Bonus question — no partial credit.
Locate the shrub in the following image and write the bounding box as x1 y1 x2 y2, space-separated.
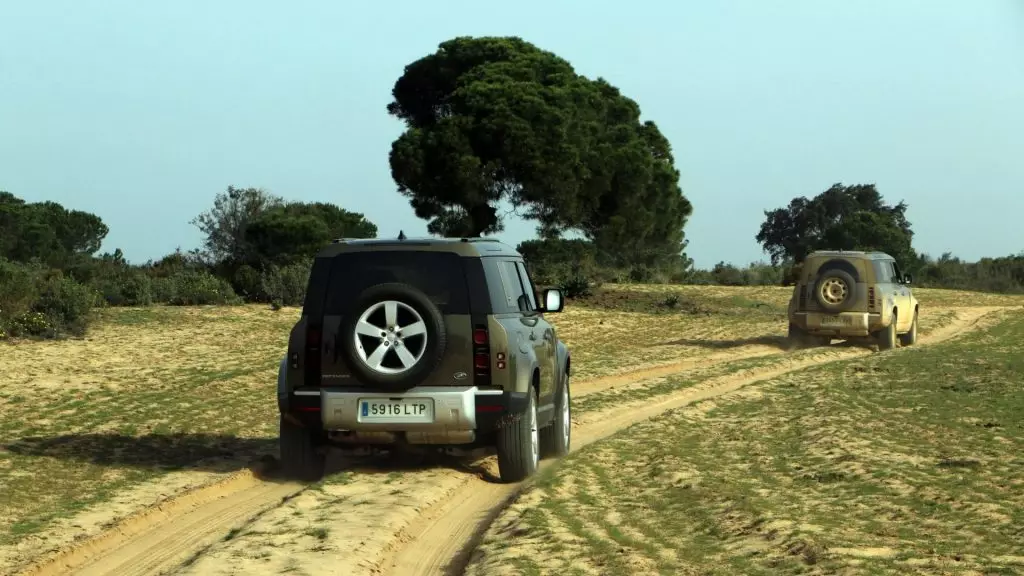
158 270 240 306
233 264 262 301
0 259 97 338
92 269 154 306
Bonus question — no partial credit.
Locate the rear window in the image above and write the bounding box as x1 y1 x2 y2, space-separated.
317 251 470 315
802 256 868 280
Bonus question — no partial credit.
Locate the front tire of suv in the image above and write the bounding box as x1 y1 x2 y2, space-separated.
496 389 540 483
899 309 919 346
278 416 326 482
540 373 571 459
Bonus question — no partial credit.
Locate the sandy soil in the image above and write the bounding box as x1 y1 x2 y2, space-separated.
6 304 1006 576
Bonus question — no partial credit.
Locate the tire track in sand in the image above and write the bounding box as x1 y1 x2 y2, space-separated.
16 337 794 576
375 306 1004 576
17 306 1003 576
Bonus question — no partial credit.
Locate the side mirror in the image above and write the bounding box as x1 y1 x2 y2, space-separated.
541 289 564 313
903 274 913 285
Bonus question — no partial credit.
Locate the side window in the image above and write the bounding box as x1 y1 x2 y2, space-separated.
874 260 893 283
891 261 904 283
515 262 538 311
497 260 527 312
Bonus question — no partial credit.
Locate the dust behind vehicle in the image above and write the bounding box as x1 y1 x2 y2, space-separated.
276 236 573 483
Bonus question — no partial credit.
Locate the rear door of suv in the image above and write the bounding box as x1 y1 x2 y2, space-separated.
313 249 475 388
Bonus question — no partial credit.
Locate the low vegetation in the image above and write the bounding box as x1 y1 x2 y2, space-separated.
468 309 1024 576
1 284 1019 558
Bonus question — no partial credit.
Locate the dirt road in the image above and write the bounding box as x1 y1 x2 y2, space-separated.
16 306 1003 576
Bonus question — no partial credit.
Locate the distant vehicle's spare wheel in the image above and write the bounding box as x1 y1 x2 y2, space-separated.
813 260 859 313
339 283 447 391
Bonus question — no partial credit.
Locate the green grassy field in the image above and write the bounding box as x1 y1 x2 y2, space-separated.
468 309 1024 576
1 285 1021 571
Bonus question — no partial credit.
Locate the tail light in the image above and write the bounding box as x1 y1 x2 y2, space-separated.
304 325 322 388
473 324 490 385
868 286 876 309
798 284 807 310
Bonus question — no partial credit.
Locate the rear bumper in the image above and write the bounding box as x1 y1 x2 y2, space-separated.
791 311 881 336
284 386 528 444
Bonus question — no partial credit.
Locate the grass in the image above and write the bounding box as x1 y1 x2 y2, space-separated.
467 308 1024 576
0 285 1021 563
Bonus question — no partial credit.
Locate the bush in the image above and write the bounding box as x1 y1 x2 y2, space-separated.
264 260 307 305
156 270 240 306
92 269 154 306
518 239 604 298
233 264 262 301
230 262 309 305
0 259 97 338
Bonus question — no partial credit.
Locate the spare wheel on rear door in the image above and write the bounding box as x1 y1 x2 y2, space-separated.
339 282 447 391
813 259 859 313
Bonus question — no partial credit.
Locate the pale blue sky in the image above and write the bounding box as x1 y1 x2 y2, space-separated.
2 0 1021 268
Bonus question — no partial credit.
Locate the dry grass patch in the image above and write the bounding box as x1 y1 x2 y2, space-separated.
0 305 298 552
468 309 1024 576
0 285 1019 566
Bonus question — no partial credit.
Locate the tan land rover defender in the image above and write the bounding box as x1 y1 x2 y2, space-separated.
787 250 919 350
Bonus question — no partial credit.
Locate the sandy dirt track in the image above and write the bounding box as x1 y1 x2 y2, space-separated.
376 306 1003 576
15 306 1003 576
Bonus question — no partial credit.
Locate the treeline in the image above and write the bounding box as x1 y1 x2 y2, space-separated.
518 238 1024 297
0 187 375 339
3 187 1022 340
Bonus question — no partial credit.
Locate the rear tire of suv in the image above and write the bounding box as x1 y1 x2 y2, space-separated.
877 314 898 351
496 390 540 483
899 309 918 347
813 263 858 313
540 373 571 459
278 416 326 482
788 323 829 349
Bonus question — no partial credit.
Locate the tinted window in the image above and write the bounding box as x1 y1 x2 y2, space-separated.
496 260 526 312
301 257 332 316
320 251 470 315
515 262 538 311
891 261 904 283
873 260 894 283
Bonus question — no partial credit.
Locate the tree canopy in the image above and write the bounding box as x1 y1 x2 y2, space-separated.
246 201 378 266
755 183 916 265
191 186 377 269
386 36 691 266
0 191 109 267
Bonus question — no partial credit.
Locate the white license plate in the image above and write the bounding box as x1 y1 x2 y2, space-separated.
820 315 848 327
358 398 434 423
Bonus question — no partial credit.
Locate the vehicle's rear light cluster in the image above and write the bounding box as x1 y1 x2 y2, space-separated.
304 325 322 388
868 286 875 309
798 284 807 309
473 326 491 385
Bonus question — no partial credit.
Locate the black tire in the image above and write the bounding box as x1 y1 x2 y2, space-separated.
496 389 540 483
540 373 571 459
788 323 830 348
813 266 858 313
279 416 326 482
899 308 918 346
339 283 447 391
877 313 898 351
